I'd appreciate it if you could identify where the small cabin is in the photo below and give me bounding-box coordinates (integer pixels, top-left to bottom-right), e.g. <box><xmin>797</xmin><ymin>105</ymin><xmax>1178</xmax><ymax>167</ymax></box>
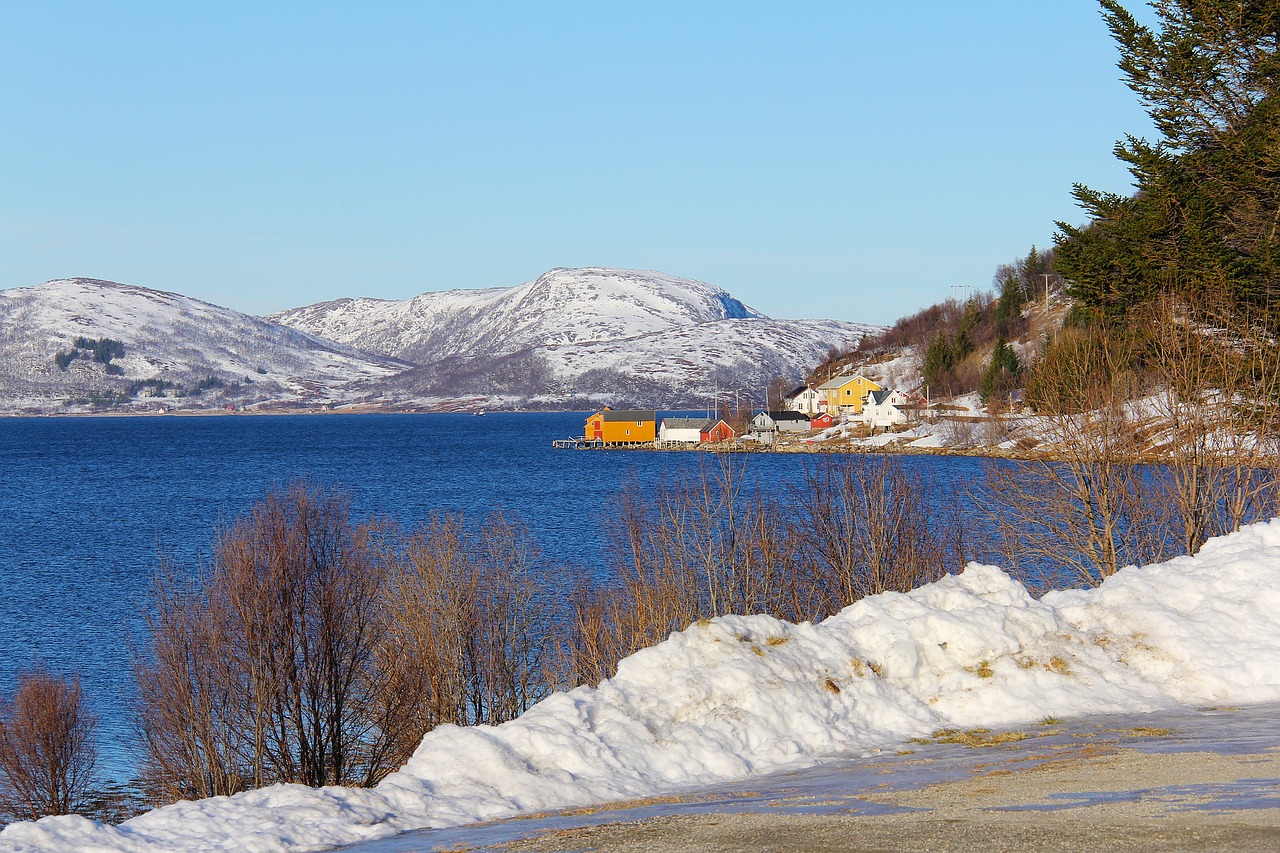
<box><xmin>809</xmin><ymin>412</ymin><xmax>836</xmax><ymax>430</ymax></box>
<box><xmin>700</xmin><ymin>418</ymin><xmax>737</xmax><ymax>444</ymax></box>
<box><xmin>659</xmin><ymin>417</ymin><xmax>705</xmax><ymax>444</ymax></box>
<box><xmin>751</xmin><ymin>410</ymin><xmax>811</xmax><ymax>434</ymax></box>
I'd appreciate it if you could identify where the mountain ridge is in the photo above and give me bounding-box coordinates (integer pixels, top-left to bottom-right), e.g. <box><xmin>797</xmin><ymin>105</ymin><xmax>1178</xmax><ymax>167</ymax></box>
<box><xmin>0</xmin><ymin>269</ymin><xmax>881</xmax><ymax>412</ymax></box>
<box><xmin>271</xmin><ymin>267</ymin><xmax>879</xmax><ymax>408</ymax></box>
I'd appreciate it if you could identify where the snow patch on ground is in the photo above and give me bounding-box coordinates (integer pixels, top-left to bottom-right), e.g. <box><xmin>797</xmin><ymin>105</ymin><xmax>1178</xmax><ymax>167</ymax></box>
<box><xmin>4</xmin><ymin>521</ymin><xmax>1280</xmax><ymax>852</ymax></box>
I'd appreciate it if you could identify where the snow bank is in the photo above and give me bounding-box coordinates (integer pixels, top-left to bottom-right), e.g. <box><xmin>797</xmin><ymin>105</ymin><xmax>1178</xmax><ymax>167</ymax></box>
<box><xmin>6</xmin><ymin>520</ymin><xmax>1280</xmax><ymax>852</ymax></box>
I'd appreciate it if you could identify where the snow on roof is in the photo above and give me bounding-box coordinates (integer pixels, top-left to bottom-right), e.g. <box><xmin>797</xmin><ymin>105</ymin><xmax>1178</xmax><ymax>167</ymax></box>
<box><xmin>7</xmin><ymin>520</ymin><xmax>1280</xmax><ymax>851</ymax></box>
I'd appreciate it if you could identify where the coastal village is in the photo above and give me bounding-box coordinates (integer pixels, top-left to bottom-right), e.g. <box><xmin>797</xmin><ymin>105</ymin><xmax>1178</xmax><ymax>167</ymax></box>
<box><xmin>563</xmin><ymin>373</ymin><xmax>925</xmax><ymax>449</ymax></box>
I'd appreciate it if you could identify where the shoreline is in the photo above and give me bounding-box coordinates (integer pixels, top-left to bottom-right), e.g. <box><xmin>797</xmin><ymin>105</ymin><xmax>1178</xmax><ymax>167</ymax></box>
<box><xmin>1</xmin><ymin>407</ymin><xmax>1264</xmax><ymax>466</ymax></box>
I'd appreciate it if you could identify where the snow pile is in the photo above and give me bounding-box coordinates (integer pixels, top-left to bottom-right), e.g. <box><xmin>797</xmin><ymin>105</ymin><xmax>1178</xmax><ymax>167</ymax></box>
<box><xmin>5</xmin><ymin>521</ymin><xmax>1280</xmax><ymax>852</ymax></box>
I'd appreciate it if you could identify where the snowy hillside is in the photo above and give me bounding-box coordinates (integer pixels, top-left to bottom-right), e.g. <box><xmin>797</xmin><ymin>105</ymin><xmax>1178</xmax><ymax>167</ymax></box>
<box><xmin>269</xmin><ymin>268</ymin><xmax>767</xmax><ymax>363</ymax></box>
<box><xmin>0</xmin><ymin>279</ymin><xmax>407</xmax><ymax>412</ymax></box>
<box><xmin>4</xmin><ymin>520</ymin><xmax>1279</xmax><ymax>852</ymax></box>
<box><xmin>272</xmin><ymin>267</ymin><xmax>879</xmax><ymax>407</ymax></box>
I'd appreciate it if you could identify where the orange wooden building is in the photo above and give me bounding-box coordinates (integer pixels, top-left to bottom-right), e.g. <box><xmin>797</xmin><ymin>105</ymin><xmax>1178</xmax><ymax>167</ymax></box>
<box><xmin>584</xmin><ymin>408</ymin><xmax>657</xmax><ymax>444</ymax></box>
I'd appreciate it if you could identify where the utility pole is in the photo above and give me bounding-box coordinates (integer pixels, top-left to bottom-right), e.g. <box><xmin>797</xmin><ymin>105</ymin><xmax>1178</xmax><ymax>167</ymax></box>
<box><xmin>951</xmin><ymin>285</ymin><xmax>970</xmax><ymax>304</ymax></box>
<box><xmin>1042</xmin><ymin>274</ymin><xmax>1051</xmax><ymax>315</ymax></box>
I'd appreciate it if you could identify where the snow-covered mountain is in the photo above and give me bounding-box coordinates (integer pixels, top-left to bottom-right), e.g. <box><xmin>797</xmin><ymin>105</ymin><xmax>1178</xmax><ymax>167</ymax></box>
<box><xmin>272</xmin><ymin>268</ymin><xmax>880</xmax><ymax>407</ymax></box>
<box><xmin>0</xmin><ymin>269</ymin><xmax>878</xmax><ymax>412</ymax></box>
<box><xmin>0</xmin><ymin>279</ymin><xmax>407</xmax><ymax>412</ymax></box>
<box><xmin>269</xmin><ymin>268</ymin><xmax>765</xmax><ymax>363</ymax></box>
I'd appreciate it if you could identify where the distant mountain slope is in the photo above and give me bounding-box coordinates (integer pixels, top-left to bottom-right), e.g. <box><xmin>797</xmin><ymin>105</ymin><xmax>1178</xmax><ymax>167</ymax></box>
<box><xmin>274</xmin><ymin>267</ymin><xmax>879</xmax><ymax>407</ymax></box>
<box><xmin>0</xmin><ymin>278</ymin><xmax>407</xmax><ymax>411</ymax></box>
<box><xmin>269</xmin><ymin>268</ymin><xmax>764</xmax><ymax>364</ymax></box>
<box><xmin>0</xmin><ymin>270</ymin><xmax>879</xmax><ymax>413</ymax></box>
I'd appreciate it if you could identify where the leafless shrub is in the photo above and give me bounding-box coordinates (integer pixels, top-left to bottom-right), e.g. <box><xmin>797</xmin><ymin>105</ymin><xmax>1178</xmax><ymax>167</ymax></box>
<box><xmin>791</xmin><ymin>455</ymin><xmax>963</xmax><ymax>613</ymax></box>
<box><xmin>1138</xmin><ymin>291</ymin><xmax>1280</xmax><ymax>554</ymax></box>
<box><xmin>377</xmin><ymin>510</ymin><xmax>560</xmax><ymax>738</ymax></box>
<box><xmin>561</xmin><ymin>455</ymin><xmax>805</xmax><ymax>685</ymax></box>
<box><xmin>0</xmin><ymin>670</ymin><xmax>98</xmax><ymax>822</ymax></box>
<box><xmin>980</xmin><ymin>323</ymin><xmax>1172</xmax><ymax>587</ymax></box>
<box><xmin>562</xmin><ymin>454</ymin><xmax>964</xmax><ymax>684</ymax></box>
<box><xmin>136</xmin><ymin>481</ymin><xmax>396</xmax><ymax>804</ymax></box>
<box><xmin>942</xmin><ymin>416</ymin><xmax>979</xmax><ymax>447</ymax></box>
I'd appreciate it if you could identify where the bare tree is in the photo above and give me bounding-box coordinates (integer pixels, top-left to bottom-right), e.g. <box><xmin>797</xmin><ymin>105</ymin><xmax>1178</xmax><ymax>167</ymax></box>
<box><xmin>377</xmin><ymin>510</ymin><xmax>560</xmax><ymax>737</ymax></box>
<box><xmin>561</xmin><ymin>454</ymin><xmax>806</xmax><ymax>686</ymax></box>
<box><xmin>136</xmin><ymin>481</ymin><xmax>397</xmax><ymax>804</ymax></box>
<box><xmin>0</xmin><ymin>670</ymin><xmax>98</xmax><ymax>822</ymax></box>
<box><xmin>791</xmin><ymin>455</ymin><xmax>962</xmax><ymax>613</ymax></box>
<box><xmin>981</xmin><ymin>324</ymin><xmax>1169</xmax><ymax>587</ymax></box>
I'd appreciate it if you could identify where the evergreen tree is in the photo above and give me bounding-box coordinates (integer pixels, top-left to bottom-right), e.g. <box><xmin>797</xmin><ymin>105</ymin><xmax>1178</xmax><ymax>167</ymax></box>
<box><xmin>981</xmin><ymin>335</ymin><xmax>1021</xmax><ymax>405</ymax></box>
<box><xmin>952</xmin><ymin>301</ymin><xmax>978</xmax><ymax>363</ymax></box>
<box><xmin>923</xmin><ymin>332</ymin><xmax>952</xmax><ymax>389</ymax></box>
<box><xmin>994</xmin><ymin>271</ymin><xmax>1026</xmax><ymax>334</ymax></box>
<box><xmin>1055</xmin><ymin>1</ymin><xmax>1280</xmax><ymax>318</ymax></box>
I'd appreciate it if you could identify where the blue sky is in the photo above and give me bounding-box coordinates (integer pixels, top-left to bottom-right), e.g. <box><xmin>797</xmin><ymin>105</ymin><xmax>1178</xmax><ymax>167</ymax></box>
<box><xmin>1</xmin><ymin>1</ymin><xmax>1155</xmax><ymax>325</ymax></box>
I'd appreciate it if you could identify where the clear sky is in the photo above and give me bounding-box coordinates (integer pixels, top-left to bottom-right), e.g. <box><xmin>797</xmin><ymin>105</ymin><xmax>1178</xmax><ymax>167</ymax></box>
<box><xmin>0</xmin><ymin>1</ymin><xmax>1156</xmax><ymax>325</ymax></box>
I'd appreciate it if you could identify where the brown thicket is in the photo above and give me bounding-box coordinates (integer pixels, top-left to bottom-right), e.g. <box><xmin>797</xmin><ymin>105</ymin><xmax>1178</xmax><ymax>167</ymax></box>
<box><xmin>561</xmin><ymin>454</ymin><xmax>966</xmax><ymax>685</ymax></box>
<box><xmin>0</xmin><ymin>670</ymin><xmax>98</xmax><ymax>822</ymax></box>
<box><xmin>983</xmin><ymin>323</ymin><xmax>1166</xmax><ymax>586</ymax></box>
<box><xmin>561</xmin><ymin>456</ymin><xmax>806</xmax><ymax>686</ymax></box>
<box><xmin>377</xmin><ymin>510</ymin><xmax>560</xmax><ymax>738</ymax></box>
<box><xmin>136</xmin><ymin>481</ymin><xmax>395</xmax><ymax>802</ymax></box>
<box><xmin>136</xmin><ymin>485</ymin><xmax>566</xmax><ymax>807</ymax></box>
<box><xmin>791</xmin><ymin>455</ymin><xmax>963</xmax><ymax>612</ymax></box>
<box><xmin>984</xmin><ymin>290</ymin><xmax>1280</xmax><ymax>587</ymax></box>
<box><xmin>1138</xmin><ymin>292</ymin><xmax>1280</xmax><ymax>554</ymax></box>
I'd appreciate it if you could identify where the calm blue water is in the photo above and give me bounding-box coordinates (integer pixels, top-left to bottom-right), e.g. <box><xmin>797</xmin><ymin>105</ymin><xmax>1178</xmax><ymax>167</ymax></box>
<box><xmin>0</xmin><ymin>412</ymin><xmax>988</xmax><ymax>780</ymax></box>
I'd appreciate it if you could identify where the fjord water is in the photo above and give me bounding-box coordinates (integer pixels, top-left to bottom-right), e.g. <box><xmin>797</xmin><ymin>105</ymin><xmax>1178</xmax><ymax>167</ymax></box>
<box><xmin>0</xmin><ymin>412</ymin><xmax>985</xmax><ymax>779</ymax></box>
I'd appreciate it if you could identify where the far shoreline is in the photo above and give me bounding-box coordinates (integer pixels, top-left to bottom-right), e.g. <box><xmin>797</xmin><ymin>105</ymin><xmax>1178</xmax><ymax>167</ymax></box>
<box><xmin>0</xmin><ymin>405</ymin><xmax>1197</xmax><ymax>465</ymax></box>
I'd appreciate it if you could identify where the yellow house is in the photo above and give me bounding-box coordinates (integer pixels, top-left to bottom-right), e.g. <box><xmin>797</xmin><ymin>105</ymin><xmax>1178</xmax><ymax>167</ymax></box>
<box><xmin>584</xmin><ymin>408</ymin><xmax>657</xmax><ymax>444</ymax></box>
<box><xmin>816</xmin><ymin>374</ymin><xmax>882</xmax><ymax>415</ymax></box>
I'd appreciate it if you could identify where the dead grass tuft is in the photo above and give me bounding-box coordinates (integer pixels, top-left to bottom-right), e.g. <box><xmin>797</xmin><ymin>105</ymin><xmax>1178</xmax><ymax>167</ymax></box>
<box><xmin>914</xmin><ymin>728</ymin><xmax>1029</xmax><ymax>747</ymax></box>
<box><xmin>969</xmin><ymin>660</ymin><xmax>994</xmax><ymax>679</ymax></box>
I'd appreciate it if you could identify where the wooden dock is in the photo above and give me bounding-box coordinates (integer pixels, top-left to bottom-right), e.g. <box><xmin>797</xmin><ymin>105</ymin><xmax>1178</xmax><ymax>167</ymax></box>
<box><xmin>552</xmin><ymin>437</ymin><xmax>605</xmax><ymax>449</ymax></box>
<box><xmin>552</xmin><ymin>438</ymin><xmax>655</xmax><ymax>449</ymax></box>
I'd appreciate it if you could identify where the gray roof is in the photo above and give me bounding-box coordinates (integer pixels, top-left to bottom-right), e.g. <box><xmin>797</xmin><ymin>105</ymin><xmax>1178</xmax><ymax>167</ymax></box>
<box><xmin>661</xmin><ymin>417</ymin><xmax>708</xmax><ymax>430</ymax></box>
<box><xmin>816</xmin><ymin>374</ymin><xmax>869</xmax><ymax>390</ymax></box>
<box><xmin>602</xmin><ymin>409</ymin><xmax>656</xmax><ymax>422</ymax></box>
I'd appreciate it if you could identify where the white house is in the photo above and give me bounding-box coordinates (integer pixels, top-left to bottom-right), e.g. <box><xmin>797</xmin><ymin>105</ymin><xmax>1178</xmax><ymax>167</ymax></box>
<box><xmin>861</xmin><ymin>388</ymin><xmax>918</xmax><ymax>429</ymax></box>
<box><xmin>658</xmin><ymin>417</ymin><xmax>705</xmax><ymax>444</ymax></box>
<box><xmin>785</xmin><ymin>385</ymin><xmax>825</xmax><ymax>416</ymax></box>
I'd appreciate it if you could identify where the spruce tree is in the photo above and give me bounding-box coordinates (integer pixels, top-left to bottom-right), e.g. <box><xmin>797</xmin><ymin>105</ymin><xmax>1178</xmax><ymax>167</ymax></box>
<box><xmin>1055</xmin><ymin>1</ymin><xmax>1280</xmax><ymax>318</ymax></box>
